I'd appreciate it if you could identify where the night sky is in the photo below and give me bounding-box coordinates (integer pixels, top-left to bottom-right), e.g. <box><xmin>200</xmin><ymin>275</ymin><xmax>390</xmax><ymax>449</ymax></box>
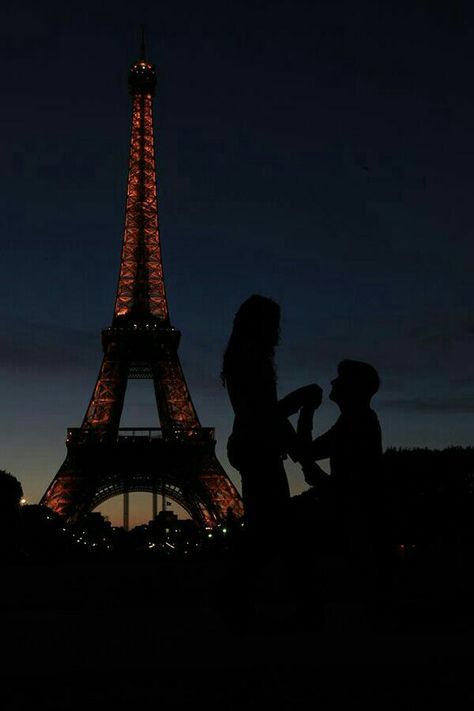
<box><xmin>1</xmin><ymin>0</ymin><xmax>472</xmax><ymax>526</ymax></box>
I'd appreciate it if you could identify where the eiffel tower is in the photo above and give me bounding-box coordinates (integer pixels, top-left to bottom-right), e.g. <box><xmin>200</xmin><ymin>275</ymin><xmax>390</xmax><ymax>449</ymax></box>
<box><xmin>41</xmin><ymin>40</ymin><xmax>243</xmax><ymax>529</ymax></box>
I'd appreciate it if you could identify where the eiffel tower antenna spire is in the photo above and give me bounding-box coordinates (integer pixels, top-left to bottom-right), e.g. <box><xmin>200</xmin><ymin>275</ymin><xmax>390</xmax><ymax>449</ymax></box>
<box><xmin>139</xmin><ymin>23</ymin><xmax>146</xmax><ymax>60</ymax></box>
<box><xmin>40</xmin><ymin>40</ymin><xmax>243</xmax><ymax>529</ymax></box>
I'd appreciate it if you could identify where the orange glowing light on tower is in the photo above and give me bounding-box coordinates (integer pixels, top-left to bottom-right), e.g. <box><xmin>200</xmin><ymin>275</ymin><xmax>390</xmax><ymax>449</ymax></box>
<box><xmin>113</xmin><ymin>58</ymin><xmax>168</xmax><ymax>323</ymax></box>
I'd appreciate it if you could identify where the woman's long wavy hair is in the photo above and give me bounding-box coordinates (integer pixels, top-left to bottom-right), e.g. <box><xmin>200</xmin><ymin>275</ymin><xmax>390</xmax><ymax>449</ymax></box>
<box><xmin>221</xmin><ymin>294</ymin><xmax>280</xmax><ymax>387</ymax></box>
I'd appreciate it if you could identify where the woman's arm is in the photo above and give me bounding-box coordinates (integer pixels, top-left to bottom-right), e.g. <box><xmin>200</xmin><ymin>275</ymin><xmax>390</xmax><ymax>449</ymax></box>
<box><xmin>302</xmin><ymin>460</ymin><xmax>330</xmax><ymax>487</ymax></box>
<box><xmin>277</xmin><ymin>383</ymin><xmax>323</xmax><ymax>417</ymax></box>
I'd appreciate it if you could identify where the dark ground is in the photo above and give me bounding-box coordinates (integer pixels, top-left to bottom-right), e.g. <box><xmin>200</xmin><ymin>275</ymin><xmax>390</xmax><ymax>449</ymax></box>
<box><xmin>2</xmin><ymin>548</ymin><xmax>474</xmax><ymax>709</ymax></box>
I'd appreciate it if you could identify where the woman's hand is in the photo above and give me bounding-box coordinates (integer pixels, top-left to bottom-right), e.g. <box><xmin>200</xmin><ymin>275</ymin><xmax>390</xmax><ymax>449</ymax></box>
<box><xmin>278</xmin><ymin>383</ymin><xmax>323</xmax><ymax>416</ymax></box>
<box><xmin>300</xmin><ymin>383</ymin><xmax>323</xmax><ymax>409</ymax></box>
<box><xmin>302</xmin><ymin>460</ymin><xmax>329</xmax><ymax>488</ymax></box>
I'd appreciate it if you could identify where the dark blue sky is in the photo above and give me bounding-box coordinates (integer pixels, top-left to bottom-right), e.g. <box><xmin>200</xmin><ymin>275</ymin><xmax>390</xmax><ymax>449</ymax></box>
<box><xmin>1</xmin><ymin>0</ymin><xmax>472</xmax><ymax>525</ymax></box>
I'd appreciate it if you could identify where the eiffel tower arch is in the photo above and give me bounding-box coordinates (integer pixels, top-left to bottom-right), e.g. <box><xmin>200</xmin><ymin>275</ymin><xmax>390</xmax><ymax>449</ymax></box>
<box><xmin>41</xmin><ymin>41</ymin><xmax>243</xmax><ymax>529</ymax></box>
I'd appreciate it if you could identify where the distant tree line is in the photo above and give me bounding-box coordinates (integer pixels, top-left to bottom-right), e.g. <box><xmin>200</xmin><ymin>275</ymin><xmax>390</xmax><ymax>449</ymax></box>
<box><xmin>382</xmin><ymin>446</ymin><xmax>474</xmax><ymax>546</ymax></box>
<box><xmin>1</xmin><ymin>447</ymin><xmax>474</xmax><ymax>561</ymax></box>
<box><xmin>0</xmin><ymin>469</ymin><xmax>23</xmax><ymax>560</ymax></box>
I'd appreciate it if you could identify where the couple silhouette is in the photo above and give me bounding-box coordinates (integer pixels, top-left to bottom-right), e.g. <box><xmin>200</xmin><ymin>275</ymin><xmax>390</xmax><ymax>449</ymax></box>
<box><xmin>221</xmin><ymin>294</ymin><xmax>387</xmax><ymax>629</ymax></box>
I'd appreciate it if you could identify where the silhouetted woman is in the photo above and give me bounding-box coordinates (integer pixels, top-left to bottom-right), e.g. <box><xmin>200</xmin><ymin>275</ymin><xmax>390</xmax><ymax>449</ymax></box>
<box><xmin>221</xmin><ymin>295</ymin><xmax>322</xmax><ymax>629</ymax></box>
<box><xmin>222</xmin><ymin>294</ymin><xmax>321</xmax><ymax>546</ymax></box>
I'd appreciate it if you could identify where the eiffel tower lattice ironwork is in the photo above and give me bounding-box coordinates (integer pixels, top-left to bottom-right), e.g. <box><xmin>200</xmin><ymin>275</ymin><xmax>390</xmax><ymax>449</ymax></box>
<box><xmin>41</xmin><ymin>46</ymin><xmax>243</xmax><ymax>528</ymax></box>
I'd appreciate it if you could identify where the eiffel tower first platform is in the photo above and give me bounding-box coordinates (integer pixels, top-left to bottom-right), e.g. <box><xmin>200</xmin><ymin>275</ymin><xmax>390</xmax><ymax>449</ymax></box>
<box><xmin>41</xmin><ymin>43</ymin><xmax>243</xmax><ymax>529</ymax></box>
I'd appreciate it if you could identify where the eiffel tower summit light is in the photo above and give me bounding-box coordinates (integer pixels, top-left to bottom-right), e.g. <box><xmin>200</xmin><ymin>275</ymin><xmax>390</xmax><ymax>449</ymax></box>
<box><xmin>41</xmin><ymin>37</ymin><xmax>243</xmax><ymax>528</ymax></box>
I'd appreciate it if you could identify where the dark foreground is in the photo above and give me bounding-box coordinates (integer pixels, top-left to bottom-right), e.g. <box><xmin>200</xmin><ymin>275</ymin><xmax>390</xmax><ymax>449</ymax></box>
<box><xmin>3</xmin><ymin>548</ymin><xmax>474</xmax><ymax>708</ymax></box>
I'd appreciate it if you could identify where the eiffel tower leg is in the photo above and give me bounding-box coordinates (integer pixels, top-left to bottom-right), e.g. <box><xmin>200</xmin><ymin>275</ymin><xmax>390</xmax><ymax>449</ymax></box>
<box><xmin>198</xmin><ymin>455</ymin><xmax>244</xmax><ymax>523</ymax></box>
<box><xmin>40</xmin><ymin>453</ymin><xmax>95</xmax><ymax>522</ymax></box>
<box><xmin>82</xmin><ymin>343</ymin><xmax>130</xmax><ymax>433</ymax></box>
<box><xmin>42</xmin><ymin>347</ymin><xmax>130</xmax><ymax>520</ymax></box>
<box><xmin>152</xmin><ymin>358</ymin><xmax>200</xmax><ymax>432</ymax></box>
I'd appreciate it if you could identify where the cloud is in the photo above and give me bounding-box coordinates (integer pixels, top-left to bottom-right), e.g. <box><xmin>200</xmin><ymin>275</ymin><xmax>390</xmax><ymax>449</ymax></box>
<box><xmin>381</xmin><ymin>396</ymin><xmax>474</xmax><ymax>414</ymax></box>
<box><xmin>413</xmin><ymin>311</ymin><xmax>474</xmax><ymax>348</ymax></box>
<box><xmin>0</xmin><ymin>319</ymin><xmax>97</xmax><ymax>372</ymax></box>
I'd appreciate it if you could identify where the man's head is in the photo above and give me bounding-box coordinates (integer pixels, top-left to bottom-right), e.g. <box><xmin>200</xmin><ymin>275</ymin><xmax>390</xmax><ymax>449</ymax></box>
<box><xmin>329</xmin><ymin>359</ymin><xmax>380</xmax><ymax>409</ymax></box>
